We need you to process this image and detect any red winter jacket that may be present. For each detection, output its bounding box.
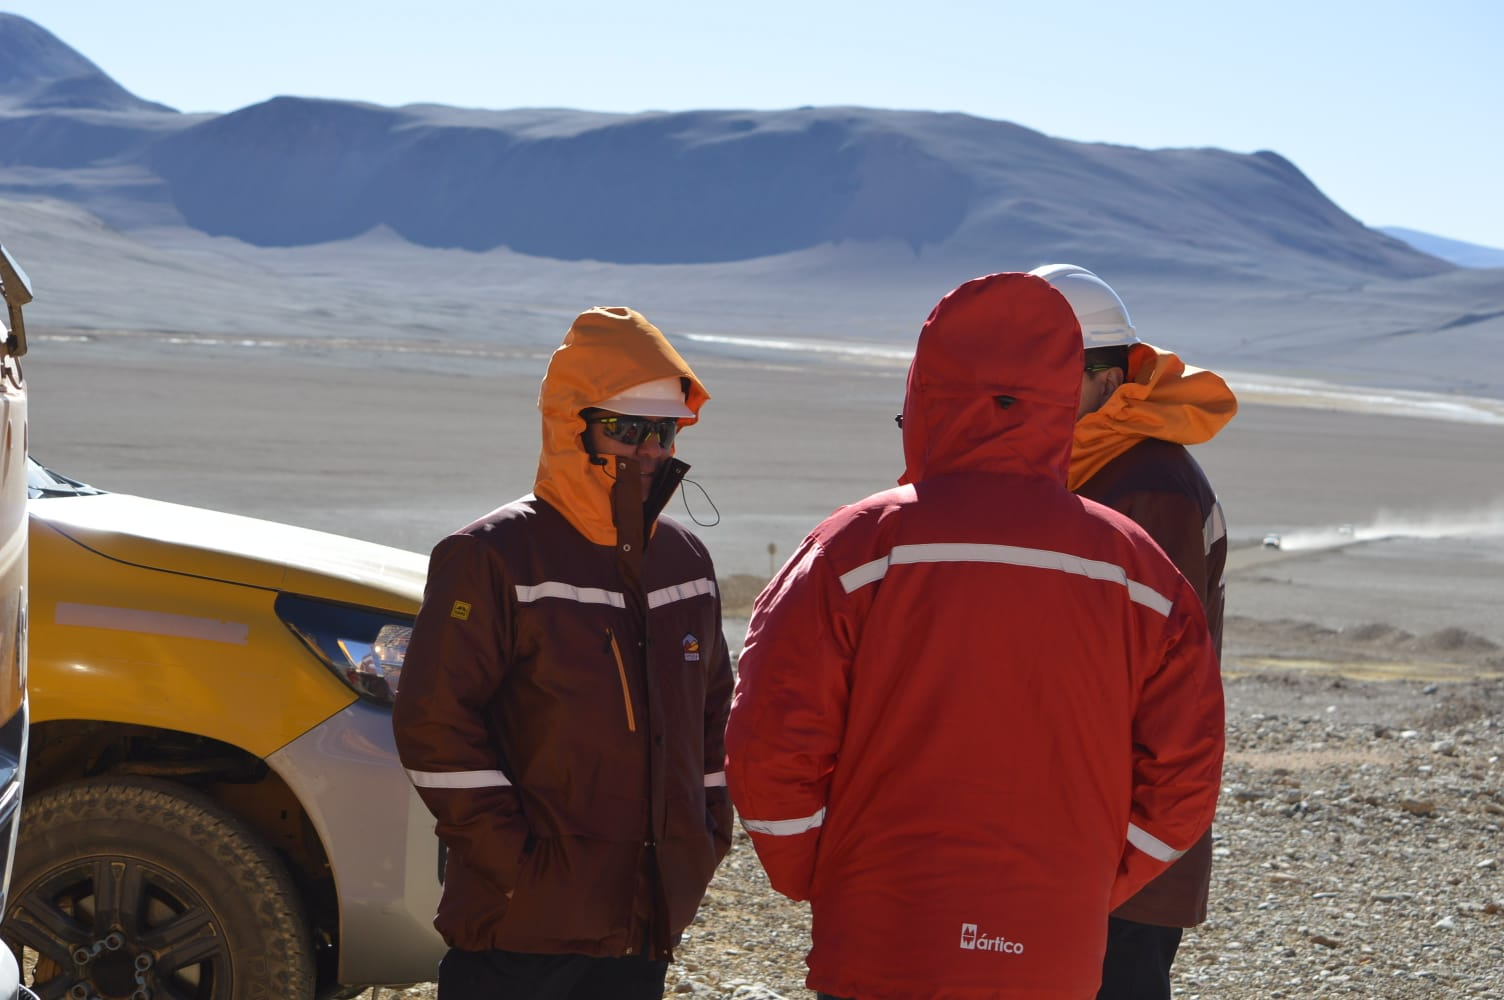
[725,273,1225,1000]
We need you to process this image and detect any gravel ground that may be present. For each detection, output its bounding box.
[373,669,1503,1000]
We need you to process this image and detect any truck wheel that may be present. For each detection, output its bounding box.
[2,777,314,999]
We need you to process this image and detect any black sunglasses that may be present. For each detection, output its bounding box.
[587,415,679,448]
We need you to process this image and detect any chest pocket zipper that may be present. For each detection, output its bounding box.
[605,628,637,733]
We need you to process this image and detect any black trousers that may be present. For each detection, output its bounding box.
[438,947,669,1000]
[1095,916,1184,1000]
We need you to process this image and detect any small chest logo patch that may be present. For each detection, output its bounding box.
[682,634,701,662]
[450,600,472,621]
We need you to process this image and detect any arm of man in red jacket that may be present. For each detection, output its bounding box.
[725,537,856,901]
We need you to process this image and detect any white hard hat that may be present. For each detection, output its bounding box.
[1029,263,1139,349]
[594,376,694,417]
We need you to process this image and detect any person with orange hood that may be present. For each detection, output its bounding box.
[1031,264,1236,1000]
[725,272,1225,999]
[393,307,734,1000]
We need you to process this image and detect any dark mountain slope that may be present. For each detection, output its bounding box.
[145,99,1447,280]
[148,101,974,262]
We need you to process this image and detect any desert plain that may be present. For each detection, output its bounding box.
[27,326,1504,659]
[24,324,1504,998]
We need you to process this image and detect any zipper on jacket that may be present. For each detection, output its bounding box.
[605,627,638,733]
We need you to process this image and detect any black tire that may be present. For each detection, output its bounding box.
[2,777,314,1000]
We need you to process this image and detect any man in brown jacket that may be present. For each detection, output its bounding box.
[1031,264,1237,1000]
[393,306,735,1000]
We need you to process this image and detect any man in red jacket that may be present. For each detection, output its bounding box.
[1032,264,1236,1000]
[725,272,1225,1000]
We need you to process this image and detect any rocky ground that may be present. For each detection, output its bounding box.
[374,587,1504,1000]
[374,666,1503,1000]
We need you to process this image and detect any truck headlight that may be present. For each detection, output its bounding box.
[275,594,414,705]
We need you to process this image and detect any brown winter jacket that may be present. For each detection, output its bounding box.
[392,307,734,959]
[1073,343,1236,927]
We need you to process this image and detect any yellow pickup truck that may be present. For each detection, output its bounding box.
[3,241,445,996]
[15,458,446,997]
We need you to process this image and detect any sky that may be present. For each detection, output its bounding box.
[7,0,1504,249]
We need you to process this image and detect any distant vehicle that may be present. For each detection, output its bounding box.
[0,242,33,1000]
[7,459,445,997]
[1262,533,1282,549]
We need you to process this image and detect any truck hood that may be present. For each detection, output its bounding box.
[32,492,427,613]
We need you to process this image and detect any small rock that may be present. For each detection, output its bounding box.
[728,988,787,1000]
[1310,934,1341,948]
[1399,799,1436,816]
[1433,915,1456,930]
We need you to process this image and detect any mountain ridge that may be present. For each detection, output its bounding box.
[1380,226,1504,269]
[0,13,1449,282]
[4,13,1501,400]
[0,12,174,114]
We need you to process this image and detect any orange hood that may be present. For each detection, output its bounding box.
[533,307,710,546]
[1069,343,1237,490]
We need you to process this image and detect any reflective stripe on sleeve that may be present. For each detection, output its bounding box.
[407,769,513,789]
[839,556,891,593]
[1204,502,1227,556]
[838,542,1174,617]
[648,577,717,608]
[514,582,627,608]
[704,770,727,787]
[742,807,826,837]
[1126,822,1186,862]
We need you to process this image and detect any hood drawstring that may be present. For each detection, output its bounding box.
[677,477,721,528]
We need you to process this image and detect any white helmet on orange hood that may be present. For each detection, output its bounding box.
[1028,263,1138,349]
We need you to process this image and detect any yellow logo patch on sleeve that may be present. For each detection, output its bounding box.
[450,600,472,621]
